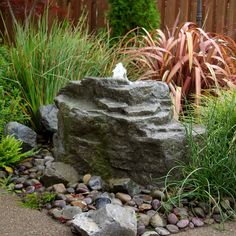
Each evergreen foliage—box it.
[107,0,160,38]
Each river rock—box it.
[61,206,82,220]
[88,176,103,190]
[41,162,79,187]
[166,224,179,233]
[176,219,189,228]
[71,204,137,236]
[4,122,37,151]
[155,226,170,235]
[109,178,141,196]
[39,104,58,133]
[141,231,158,236]
[54,77,201,184]
[167,213,178,225]
[150,212,167,227]
[191,217,204,227]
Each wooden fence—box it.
[1,0,236,40]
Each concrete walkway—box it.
[1,188,236,236]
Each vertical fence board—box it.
[179,0,190,22]
[228,0,236,39]
[157,0,166,30]
[164,0,178,29]
[215,0,227,34]
[205,0,215,32]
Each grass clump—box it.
[10,15,121,130]
[22,192,56,209]
[164,90,236,216]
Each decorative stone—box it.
[155,226,170,235]
[76,183,89,193]
[176,219,189,228]
[141,231,158,236]
[151,189,166,200]
[50,208,63,219]
[109,178,141,196]
[111,198,123,206]
[95,197,111,209]
[52,183,66,194]
[150,212,167,228]
[193,207,205,218]
[71,204,137,236]
[189,222,195,229]
[173,207,188,219]
[41,162,79,187]
[138,213,151,226]
[167,213,178,225]
[14,184,23,190]
[39,104,58,133]
[166,224,179,233]
[4,122,37,151]
[191,217,204,227]
[137,225,146,235]
[83,174,91,185]
[53,200,67,208]
[71,200,87,209]
[116,192,131,203]
[61,206,82,220]
[54,77,202,184]
[152,199,161,210]
[88,176,103,190]
[139,203,152,212]
[25,186,35,194]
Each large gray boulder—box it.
[4,122,37,151]
[39,104,58,133]
[71,204,137,236]
[53,77,202,184]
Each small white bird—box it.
[112,62,129,81]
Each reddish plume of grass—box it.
[122,22,236,118]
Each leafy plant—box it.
[22,192,56,209]
[10,14,121,130]
[107,0,160,38]
[164,90,236,217]
[123,21,236,118]
[0,135,34,169]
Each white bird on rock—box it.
[112,62,129,81]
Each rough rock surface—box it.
[39,104,58,133]
[41,162,79,187]
[54,77,203,184]
[71,204,137,236]
[4,122,37,151]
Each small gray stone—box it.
[150,212,167,227]
[189,222,195,229]
[151,189,166,200]
[39,104,58,133]
[152,199,161,210]
[176,219,189,228]
[155,226,170,235]
[191,217,204,227]
[88,176,103,191]
[25,186,35,194]
[193,207,205,218]
[50,208,63,219]
[95,197,111,209]
[116,192,132,203]
[137,225,146,235]
[53,200,66,208]
[111,198,123,206]
[44,155,55,162]
[141,231,158,236]
[66,187,75,194]
[62,206,82,220]
[41,162,79,187]
[166,224,179,233]
[76,183,89,193]
[4,122,37,151]
[167,213,178,225]
[109,178,141,196]
[138,213,151,226]
[53,183,66,194]
[14,184,23,190]
[34,159,45,166]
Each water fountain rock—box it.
[53,76,202,184]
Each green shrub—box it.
[164,90,236,217]
[0,135,34,169]
[10,15,120,130]
[107,0,160,38]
